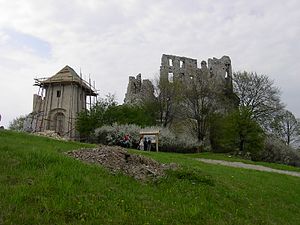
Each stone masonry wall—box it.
[124,54,236,106]
[124,73,155,104]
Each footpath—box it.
[197,158,300,178]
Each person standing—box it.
[143,137,148,151]
[139,136,144,150]
[147,138,152,151]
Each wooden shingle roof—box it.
[38,65,97,96]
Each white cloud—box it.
[0,0,300,127]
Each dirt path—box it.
[196,158,300,178]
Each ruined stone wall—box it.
[25,94,45,132]
[160,54,198,82]
[208,56,233,92]
[159,54,233,93]
[33,94,44,113]
[123,54,236,107]
[124,74,155,105]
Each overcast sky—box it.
[0,0,299,127]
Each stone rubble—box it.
[66,145,177,181]
[34,130,67,140]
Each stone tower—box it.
[29,65,97,139]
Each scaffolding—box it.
[32,66,98,139]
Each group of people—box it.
[120,134,152,151]
[139,136,152,151]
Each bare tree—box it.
[270,110,300,147]
[233,71,283,126]
[154,76,182,127]
[180,70,222,142]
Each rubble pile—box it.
[34,130,66,140]
[66,145,177,181]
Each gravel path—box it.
[196,158,300,178]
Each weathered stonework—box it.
[160,54,233,93]
[124,73,155,104]
[124,54,237,107]
[160,54,198,82]
[208,56,233,92]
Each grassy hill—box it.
[0,130,300,224]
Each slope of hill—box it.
[0,130,299,224]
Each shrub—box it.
[259,135,300,167]
[94,124,200,153]
[95,124,141,147]
[158,128,200,153]
[9,115,28,131]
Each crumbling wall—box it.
[33,94,44,113]
[124,74,155,104]
[124,54,236,107]
[24,94,45,132]
[23,112,44,132]
[159,54,234,92]
[208,56,233,92]
[160,54,198,82]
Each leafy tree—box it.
[76,94,157,139]
[76,94,117,138]
[154,76,182,127]
[9,115,27,131]
[216,108,265,158]
[104,104,157,127]
[270,110,300,147]
[233,71,283,127]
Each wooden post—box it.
[139,131,160,152]
[156,135,159,152]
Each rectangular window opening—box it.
[225,71,229,78]
[57,90,61,98]
[168,72,174,83]
[169,59,173,67]
[180,60,184,68]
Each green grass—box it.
[1,130,300,224]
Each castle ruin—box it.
[124,73,155,104]
[124,54,235,105]
[160,54,233,92]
